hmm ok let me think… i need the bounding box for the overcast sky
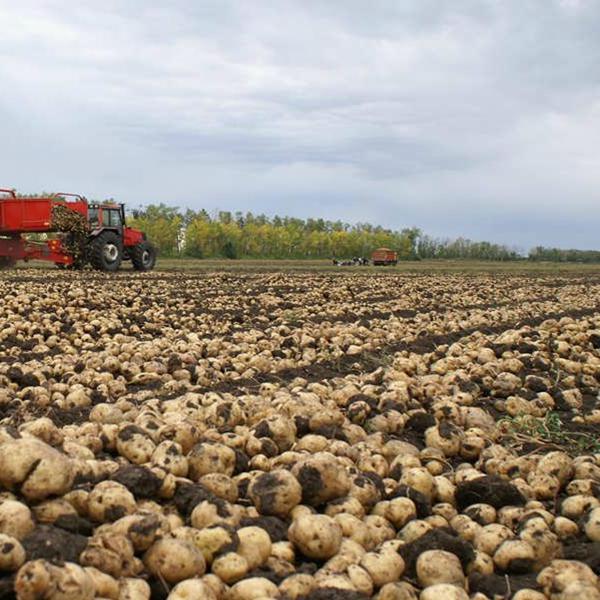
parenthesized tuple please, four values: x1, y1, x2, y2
(1, 0, 599, 250)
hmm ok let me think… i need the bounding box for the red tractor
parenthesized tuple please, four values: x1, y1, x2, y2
(0, 188, 156, 271)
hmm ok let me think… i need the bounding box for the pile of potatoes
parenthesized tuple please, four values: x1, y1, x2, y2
(0, 270, 598, 599)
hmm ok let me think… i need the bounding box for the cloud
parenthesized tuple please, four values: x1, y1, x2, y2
(1, 0, 599, 249)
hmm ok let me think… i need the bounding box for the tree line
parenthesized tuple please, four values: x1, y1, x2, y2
(126, 204, 598, 262)
(528, 246, 600, 263)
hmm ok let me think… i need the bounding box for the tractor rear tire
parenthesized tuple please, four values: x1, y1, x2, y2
(131, 241, 156, 271)
(89, 231, 122, 272)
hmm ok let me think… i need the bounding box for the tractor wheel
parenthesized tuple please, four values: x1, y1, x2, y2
(89, 231, 123, 272)
(0, 257, 16, 270)
(130, 241, 157, 271)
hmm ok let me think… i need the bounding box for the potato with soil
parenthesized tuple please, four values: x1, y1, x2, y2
(537, 559, 599, 593)
(0, 500, 35, 540)
(0, 268, 599, 599)
(144, 537, 206, 584)
(116, 425, 156, 464)
(0, 533, 25, 572)
(0, 438, 74, 501)
(237, 526, 272, 569)
(80, 532, 142, 578)
(291, 452, 351, 506)
(15, 559, 95, 600)
(248, 470, 302, 517)
(211, 551, 249, 584)
(416, 550, 465, 588)
(88, 481, 137, 523)
(229, 577, 280, 599)
(188, 442, 236, 479)
(420, 585, 469, 600)
(288, 514, 342, 559)
(360, 550, 405, 588)
(167, 578, 217, 600)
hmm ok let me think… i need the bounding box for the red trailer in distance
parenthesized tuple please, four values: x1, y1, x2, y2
(371, 247, 398, 266)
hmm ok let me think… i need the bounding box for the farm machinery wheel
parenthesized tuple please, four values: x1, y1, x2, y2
(89, 231, 122, 272)
(131, 241, 157, 271)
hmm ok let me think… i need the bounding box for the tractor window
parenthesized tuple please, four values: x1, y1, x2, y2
(110, 210, 121, 227)
(102, 209, 122, 228)
(88, 208, 99, 226)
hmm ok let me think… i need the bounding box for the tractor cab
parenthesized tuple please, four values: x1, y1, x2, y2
(87, 203, 125, 230)
(84, 202, 155, 271)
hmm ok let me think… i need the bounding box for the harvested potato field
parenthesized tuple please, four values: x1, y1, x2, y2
(0, 268, 600, 600)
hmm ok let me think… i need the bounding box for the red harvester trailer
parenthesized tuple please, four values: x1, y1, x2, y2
(0, 188, 156, 271)
(371, 247, 398, 266)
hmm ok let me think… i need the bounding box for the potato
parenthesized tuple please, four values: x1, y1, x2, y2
(32, 498, 78, 524)
(152, 441, 189, 477)
(537, 452, 573, 486)
(416, 550, 465, 588)
(190, 498, 239, 529)
(253, 415, 297, 452)
(144, 538, 205, 584)
(493, 540, 535, 573)
(167, 578, 217, 599)
(80, 533, 142, 578)
(383, 498, 417, 529)
(334, 513, 372, 548)
(360, 551, 405, 587)
(398, 520, 433, 543)
(537, 559, 598, 595)
(0, 500, 34, 540)
(201, 574, 226, 600)
(248, 470, 302, 517)
(554, 516, 579, 540)
(474, 524, 514, 556)
(211, 552, 249, 584)
(84, 566, 120, 599)
(229, 577, 280, 599)
(288, 514, 342, 559)
(237, 526, 272, 570)
(188, 442, 236, 479)
(116, 425, 156, 464)
(419, 584, 469, 600)
(174, 524, 238, 564)
(291, 453, 351, 506)
(346, 564, 373, 595)
(199, 473, 238, 503)
(559, 581, 600, 600)
(511, 591, 547, 600)
(278, 574, 314, 599)
(271, 541, 295, 563)
(375, 581, 419, 600)
(119, 577, 151, 599)
(399, 468, 435, 502)
(0, 438, 74, 500)
(88, 481, 136, 523)
(3, 268, 600, 600)
(15, 559, 95, 600)
(0, 533, 25, 571)
(584, 506, 600, 542)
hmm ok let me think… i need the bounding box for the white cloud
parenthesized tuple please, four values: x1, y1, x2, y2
(1, 0, 599, 248)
